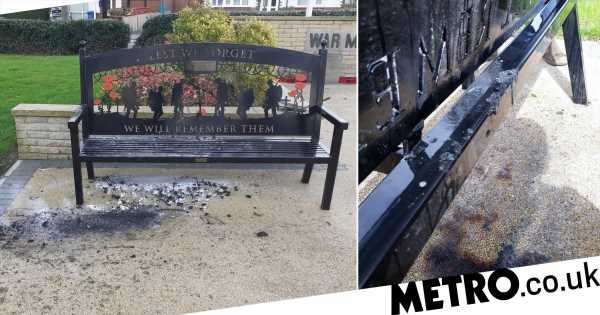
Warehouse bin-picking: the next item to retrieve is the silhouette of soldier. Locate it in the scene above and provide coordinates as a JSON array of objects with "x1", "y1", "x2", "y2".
[
  {"x1": 171, "y1": 82, "x2": 184, "y2": 118},
  {"x1": 215, "y1": 79, "x2": 230, "y2": 117},
  {"x1": 264, "y1": 79, "x2": 282, "y2": 118},
  {"x1": 237, "y1": 88, "x2": 254, "y2": 121},
  {"x1": 148, "y1": 86, "x2": 165, "y2": 121},
  {"x1": 122, "y1": 81, "x2": 138, "y2": 119}
]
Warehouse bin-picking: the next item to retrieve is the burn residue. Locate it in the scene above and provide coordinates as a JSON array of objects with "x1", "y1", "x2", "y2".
[
  {"x1": 56, "y1": 208, "x2": 160, "y2": 236},
  {"x1": 421, "y1": 211, "x2": 549, "y2": 279},
  {"x1": 496, "y1": 163, "x2": 512, "y2": 182},
  {"x1": 0, "y1": 175, "x2": 238, "y2": 249}
]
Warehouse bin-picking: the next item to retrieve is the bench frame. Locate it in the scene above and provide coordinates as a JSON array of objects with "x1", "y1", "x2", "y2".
[{"x1": 68, "y1": 41, "x2": 348, "y2": 210}]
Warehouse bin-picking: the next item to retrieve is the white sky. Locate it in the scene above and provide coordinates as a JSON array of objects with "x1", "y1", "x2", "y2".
[{"x1": 0, "y1": 0, "x2": 92, "y2": 15}]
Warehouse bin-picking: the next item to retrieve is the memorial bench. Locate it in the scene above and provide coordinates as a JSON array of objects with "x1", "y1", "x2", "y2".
[{"x1": 68, "y1": 41, "x2": 348, "y2": 210}]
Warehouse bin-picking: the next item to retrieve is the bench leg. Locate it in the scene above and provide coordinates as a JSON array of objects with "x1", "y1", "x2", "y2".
[
  {"x1": 301, "y1": 163, "x2": 313, "y2": 183},
  {"x1": 86, "y1": 162, "x2": 95, "y2": 180},
  {"x1": 320, "y1": 127, "x2": 344, "y2": 210},
  {"x1": 69, "y1": 125, "x2": 84, "y2": 206},
  {"x1": 321, "y1": 161, "x2": 338, "y2": 210},
  {"x1": 73, "y1": 161, "x2": 84, "y2": 206},
  {"x1": 562, "y1": 4, "x2": 588, "y2": 105}
]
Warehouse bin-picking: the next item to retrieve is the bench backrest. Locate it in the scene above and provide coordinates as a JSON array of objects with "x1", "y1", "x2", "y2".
[
  {"x1": 358, "y1": 0, "x2": 543, "y2": 180},
  {"x1": 79, "y1": 42, "x2": 328, "y2": 139}
]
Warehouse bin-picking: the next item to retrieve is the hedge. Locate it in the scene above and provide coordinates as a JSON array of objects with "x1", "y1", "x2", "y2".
[
  {"x1": 0, "y1": 19, "x2": 130, "y2": 55},
  {"x1": 135, "y1": 8, "x2": 355, "y2": 47}
]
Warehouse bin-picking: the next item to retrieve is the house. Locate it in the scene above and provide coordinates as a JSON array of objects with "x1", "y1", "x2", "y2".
[
  {"x1": 209, "y1": 0, "x2": 342, "y2": 11},
  {"x1": 121, "y1": 0, "x2": 344, "y2": 12},
  {"x1": 0, "y1": 0, "x2": 349, "y2": 21}
]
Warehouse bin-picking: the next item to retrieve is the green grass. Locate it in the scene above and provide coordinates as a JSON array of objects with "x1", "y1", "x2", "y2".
[
  {"x1": 578, "y1": 0, "x2": 600, "y2": 40},
  {"x1": 0, "y1": 54, "x2": 80, "y2": 161}
]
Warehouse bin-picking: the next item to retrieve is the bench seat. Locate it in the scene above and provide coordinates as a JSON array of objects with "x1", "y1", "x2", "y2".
[{"x1": 80, "y1": 135, "x2": 331, "y2": 163}]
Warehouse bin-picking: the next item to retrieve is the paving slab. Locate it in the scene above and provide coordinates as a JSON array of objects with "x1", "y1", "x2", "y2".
[{"x1": 0, "y1": 84, "x2": 356, "y2": 314}]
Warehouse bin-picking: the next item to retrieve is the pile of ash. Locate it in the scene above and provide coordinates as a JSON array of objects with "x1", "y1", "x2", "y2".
[{"x1": 94, "y1": 176, "x2": 238, "y2": 212}]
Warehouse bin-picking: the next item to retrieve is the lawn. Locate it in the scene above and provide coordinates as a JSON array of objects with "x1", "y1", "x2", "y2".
[
  {"x1": 0, "y1": 54, "x2": 79, "y2": 171},
  {"x1": 578, "y1": 0, "x2": 600, "y2": 40}
]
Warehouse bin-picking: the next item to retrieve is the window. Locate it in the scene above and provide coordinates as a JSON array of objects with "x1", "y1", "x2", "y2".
[
  {"x1": 242, "y1": 0, "x2": 248, "y2": 4},
  {"x1": 233, "y1": 0, "x2": 240, "y2": 5},
  {"x1": 297, "y1": 0, "x2": 307, "y2": 5}
]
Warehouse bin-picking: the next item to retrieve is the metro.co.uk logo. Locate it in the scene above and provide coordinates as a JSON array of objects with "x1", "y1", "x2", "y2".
[{"x1": 392, "y1": 262, "x2": 600, "y2": 314}]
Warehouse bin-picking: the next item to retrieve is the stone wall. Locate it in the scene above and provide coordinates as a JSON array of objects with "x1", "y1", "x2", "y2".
[
  {"x1": 234, "y1": 16, "x2": 356, "y2": 82},
  {"x1": 12, "y1": 104, "x2": 80, "y2": 160}
]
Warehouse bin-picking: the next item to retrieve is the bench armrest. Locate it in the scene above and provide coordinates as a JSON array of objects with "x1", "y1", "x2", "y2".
[
  {"x1": 310, "y1": 105, "x2": 349, "y2": 130},
  {"x1": 68, "y1": 107, "x2": 84, "y2": 130}
]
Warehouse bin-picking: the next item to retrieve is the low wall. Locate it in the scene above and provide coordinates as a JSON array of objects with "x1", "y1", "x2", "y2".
[
  {"x1": 121, "y1": 12, "x2": 161, "y2": 33},
  {"x1": 12, "y1": 104, "x2": 79, "y2": 160},
  {"x1": 237, "y1": 16, "x2": 356, "y2": 82}
]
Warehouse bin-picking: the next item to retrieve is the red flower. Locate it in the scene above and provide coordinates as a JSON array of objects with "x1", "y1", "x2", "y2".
[
  {"x1": 103, "y1": 75, "x2": 115, "y2": 83},
  {"x1": 94, "y1": 99, "x2": 102, "y2": 105},
  {"x1": 102, "y1": 82, "x2": 113, "y2": 91},
  {"x1": 288, "y1": 90, "x2": 298, "y2": 97},
  {"x1": 109, "y1": 91, "x2": 119, "y2": 100},
  {"x1": 295, "y1": 81, "x2": 306, "y2": 90},
  {"x1": 295, "y1": 73, "x2": 307, "y2": 82}
]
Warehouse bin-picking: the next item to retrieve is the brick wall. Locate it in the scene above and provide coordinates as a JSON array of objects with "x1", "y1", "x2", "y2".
[
  {"x1": 234, "y1": 16, "x2": 356, "y2": 82},
  {"x1": 12, "y1": 105, "x2": 80, "y2": 160}
]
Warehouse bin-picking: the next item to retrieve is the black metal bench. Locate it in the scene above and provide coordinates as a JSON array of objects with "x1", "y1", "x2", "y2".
[
  {"x1": 359, "y1": 0, "x2": 588, "y2": 287},
  {"x1": 68, "y1": 41, "x2": 348, "y2": 210}
]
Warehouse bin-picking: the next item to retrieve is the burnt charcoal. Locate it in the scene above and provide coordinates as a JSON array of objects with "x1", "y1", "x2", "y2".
[
  {"x1": 256, "y1": 231, "x2": 268, "y2": 237},
  {"x1": 93, "y1": 176, "x2": 237, "y2": 213}
]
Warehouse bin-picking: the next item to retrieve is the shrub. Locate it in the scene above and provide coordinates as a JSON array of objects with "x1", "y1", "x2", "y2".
[
  {"x1": 167, "y1": 7, "x2": 277, "y2": 103},
  {"x1": 167, "y1": 7, "x2": 234, "y2": 43},
  {"x1": 134, "y1": 13, "x2": 178, "y2": 47},
  {"x1": 0, "y1": 19, "x2": 130, "y2": 55},
  {"x1": 66, "y1": 20, "x2": 130, "y2": 53},
  {"x1": 135, "y1": 8, "x2": 355, "y2": 47}
]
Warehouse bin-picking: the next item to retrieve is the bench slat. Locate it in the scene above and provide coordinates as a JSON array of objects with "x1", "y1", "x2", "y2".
[{"x1": 80, "y1": 135, "x2": 331, "y2": 163}]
